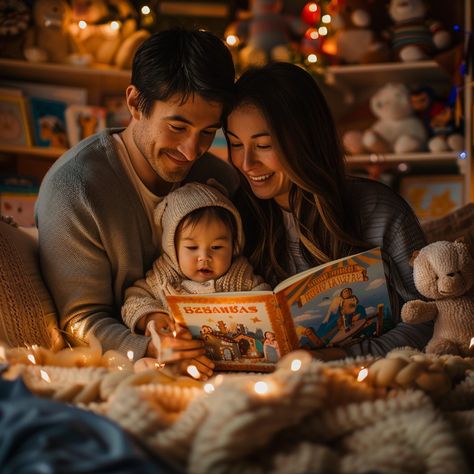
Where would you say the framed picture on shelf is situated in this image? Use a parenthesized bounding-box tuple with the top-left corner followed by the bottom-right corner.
(0, 95, 32, 146)
(65, 104, 106, 146)
(103, 96, 131, 128)
(400, 175, 465, 223)
(29, 97, 68, 148)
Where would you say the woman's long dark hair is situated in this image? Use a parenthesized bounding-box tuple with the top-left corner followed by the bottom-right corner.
(226, 62, 369, 286)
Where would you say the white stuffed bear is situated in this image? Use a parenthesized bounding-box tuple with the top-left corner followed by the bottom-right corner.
(343, 82, 427, 155)
(401, 240, 474, 357)
(388, 0, 450, 62)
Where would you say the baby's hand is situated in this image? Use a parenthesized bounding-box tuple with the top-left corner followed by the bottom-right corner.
(136, 311, 173, 334)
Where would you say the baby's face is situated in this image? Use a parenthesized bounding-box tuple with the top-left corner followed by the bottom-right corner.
(177, 216, 233, 283)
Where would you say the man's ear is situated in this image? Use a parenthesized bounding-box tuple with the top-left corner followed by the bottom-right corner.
(409, 250, 420, 267)
(125, 85, 142, 120)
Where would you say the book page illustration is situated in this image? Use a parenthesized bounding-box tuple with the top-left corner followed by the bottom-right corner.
(276, 248, 393, 349)
(167, 293, 289, 371)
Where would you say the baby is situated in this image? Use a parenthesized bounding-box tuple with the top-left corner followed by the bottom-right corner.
(122, 182, 269, 336)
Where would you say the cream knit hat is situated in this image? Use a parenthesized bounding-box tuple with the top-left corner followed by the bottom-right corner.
(154, 182, 245, 267)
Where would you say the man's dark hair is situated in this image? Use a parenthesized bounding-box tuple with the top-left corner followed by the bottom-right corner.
(131, 28, 235, 117)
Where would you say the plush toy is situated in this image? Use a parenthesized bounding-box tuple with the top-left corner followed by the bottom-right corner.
(401, 240, 474, 357)
(0, 0, 30, 60)
(410, 87, 464, 153)
(69, 0, 150, 69)
(225, 0, 306, 70)
(388, 0, 450, 62)
(343, 82, 427, 155)
(23, 0, 80, 64)
(323, 0, 390, 65)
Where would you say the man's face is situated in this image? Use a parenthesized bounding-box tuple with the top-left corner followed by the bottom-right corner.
(130, 91, 223, 189)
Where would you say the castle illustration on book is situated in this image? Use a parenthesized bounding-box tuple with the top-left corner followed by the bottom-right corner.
(167, 247, 393, 371)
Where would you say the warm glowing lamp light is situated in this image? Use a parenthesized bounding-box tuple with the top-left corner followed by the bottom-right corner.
(357, 367, 369, 382)
(254, 381, 269, 394)
(187, 364, 200, 379)
(141, 5, 151, 15)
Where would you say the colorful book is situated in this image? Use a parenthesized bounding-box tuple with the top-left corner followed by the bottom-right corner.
(167, 247, 393, 372)
(29, 97, 68, 148)
(65, 104, 107, 146)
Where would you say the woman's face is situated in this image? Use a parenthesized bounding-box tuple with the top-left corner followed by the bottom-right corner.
(226, 104, 291, 209)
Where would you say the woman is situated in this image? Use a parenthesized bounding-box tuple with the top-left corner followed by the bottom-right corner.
(225, 62, 432, 360)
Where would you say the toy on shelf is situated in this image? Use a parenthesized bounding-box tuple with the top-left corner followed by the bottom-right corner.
(401, 240, 474, 357)
(410, 87, 464, 153)
(23, 0, 81, 64)
(343, 82, 427, 155)
(225, 0, 306, 70)
(388, 0, 451, 62)
(69, 0, 150, 69)
(0, 0, 30, 60)
(323, 0, 390, 65)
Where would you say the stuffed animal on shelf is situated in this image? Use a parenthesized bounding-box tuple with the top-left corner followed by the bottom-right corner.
(410, 87, 464, 153)
(401, 240, 474, 357)
(388, 0, 451, 62)
(69, 0, 150, 69)
(0, 0, 31, 60)
(323, 0, 390, 65)
(23, 0, 80, 64)
(343, 82, 427, 155)
(225, 0, 306, 70)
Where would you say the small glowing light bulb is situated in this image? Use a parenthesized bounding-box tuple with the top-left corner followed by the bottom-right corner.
(309, 3, 318, 13)
(141, 5, 151, 15)
(127, 350, 134, 361)
(254, 381, 269, 394)
(226, 35, 238, 46)
(172, 330, 177, 338)
(307, 54, 318, 63)
(357, 367, 369, 382)
(78, 20, 87, 29)
(40, 370, 51, 383)
(109, 21, 120, 31)
(27, 354, 36, 365)
(187, 364, 200, 379)
(204, 383, 215, 394)
(318, 26, 328, 36)
(290, 359, 302, 371)
(322, 14, 331, 23)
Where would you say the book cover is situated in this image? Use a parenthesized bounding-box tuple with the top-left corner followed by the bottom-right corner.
(0, 94, 32, 146)
(65, 104, 107, 146)
(29, 97, 68, 148)
(167, 247, 392, 371)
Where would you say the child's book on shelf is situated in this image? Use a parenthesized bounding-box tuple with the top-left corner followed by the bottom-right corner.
(29, 97, 68, 148)
(167, 247, 393, 372)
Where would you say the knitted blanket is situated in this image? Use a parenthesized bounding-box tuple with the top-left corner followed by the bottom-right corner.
(4, 348, 474, 473)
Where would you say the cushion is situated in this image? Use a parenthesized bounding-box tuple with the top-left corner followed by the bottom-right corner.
(0, 221, 64, 350)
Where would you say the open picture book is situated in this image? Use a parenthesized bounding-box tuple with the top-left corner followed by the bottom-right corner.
(167, 247, 393, 371)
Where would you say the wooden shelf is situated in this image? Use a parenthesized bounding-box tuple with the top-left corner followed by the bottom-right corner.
(345, 151, 461, 165)
(0, 58, 130, 103)
(325, 61, 451, 92)
(0, 144, 65, 159)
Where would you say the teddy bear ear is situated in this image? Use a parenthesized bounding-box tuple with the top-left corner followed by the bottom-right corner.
(409, 250, 420, 267)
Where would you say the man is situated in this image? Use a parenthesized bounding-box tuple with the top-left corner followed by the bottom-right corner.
(35, 28, 237, 378)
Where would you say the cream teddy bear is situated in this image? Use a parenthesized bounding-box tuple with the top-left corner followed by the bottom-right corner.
(343, 82, 427, 155)
(401, 240, 474, 357)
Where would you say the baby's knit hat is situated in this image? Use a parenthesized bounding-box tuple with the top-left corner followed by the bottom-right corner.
(154, 182, 245, 267)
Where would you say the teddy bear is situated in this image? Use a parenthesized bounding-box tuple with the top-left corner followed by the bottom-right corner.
(323, 0, 390, 65)
(23, 0, 81, 64)
(401, 240, 474, 357)
(388, 0, 450, 62)
(69, 0, 150, 69)
(225, 0, 306, 70)
(0, 0, 31, 60)
(343, 82, 427, 155)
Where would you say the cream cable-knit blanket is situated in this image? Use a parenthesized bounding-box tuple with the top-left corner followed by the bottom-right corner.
(5, 349, 474, 474)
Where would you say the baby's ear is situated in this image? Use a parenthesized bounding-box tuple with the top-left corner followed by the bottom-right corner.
(409, 250, 420, 267)
(206, 178, 229, 198)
